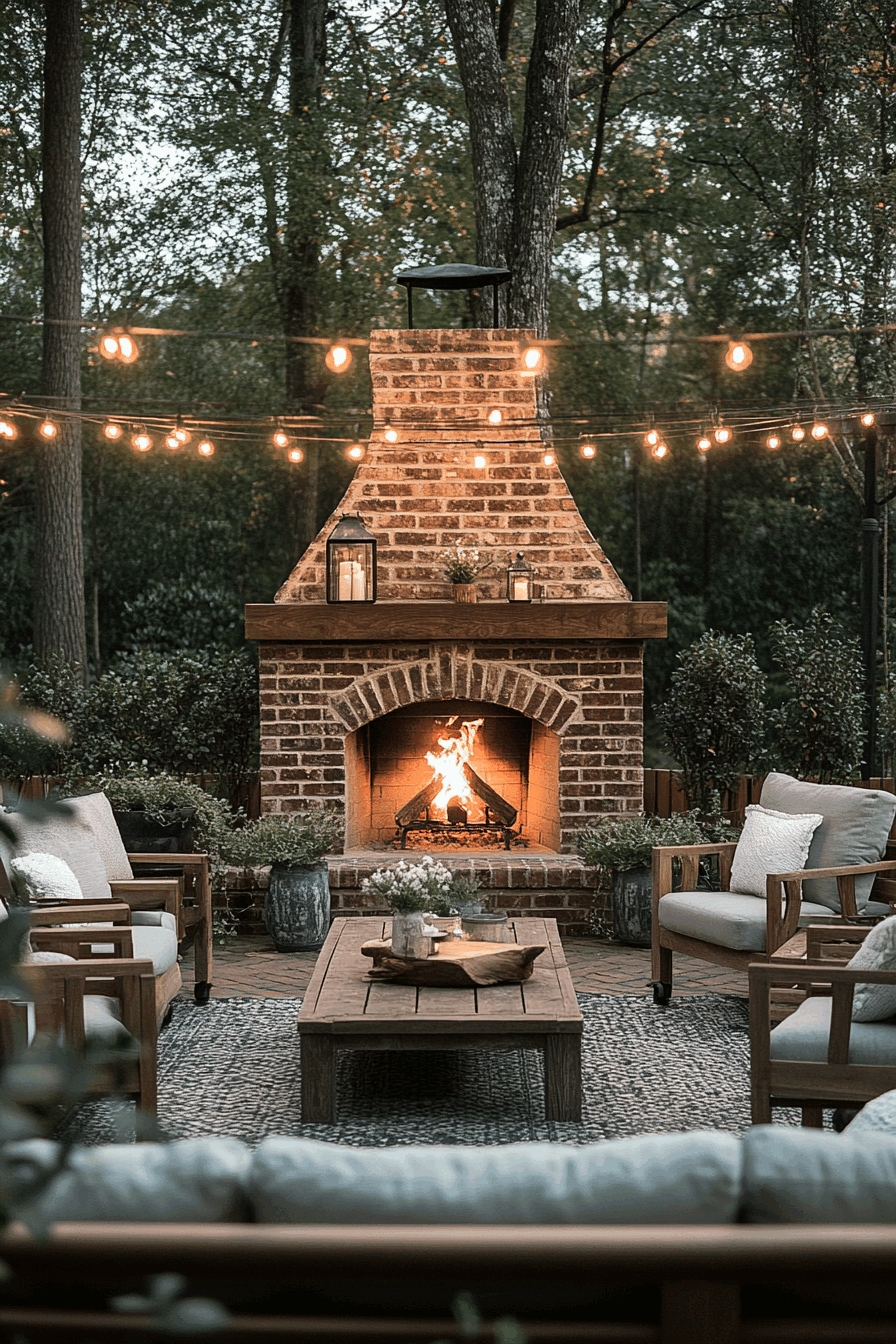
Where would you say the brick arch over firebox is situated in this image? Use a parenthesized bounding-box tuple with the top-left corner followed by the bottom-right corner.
(328, 651, 581, 736)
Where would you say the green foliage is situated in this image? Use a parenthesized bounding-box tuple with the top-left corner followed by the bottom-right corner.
(577, 812, 729, 873)
(224, 809, 343, 868)
(770, 609, 865, 783)
(656, 632, 767, 811)
(361, 855, 453, 914)
(121, 580, 243, 652)
(62, 771, 235, 859)
(0, 650, 258, 784)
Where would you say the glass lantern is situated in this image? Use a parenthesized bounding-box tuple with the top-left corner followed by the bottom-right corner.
(326, 515, 377, 604)
(507, 552, 535, 603)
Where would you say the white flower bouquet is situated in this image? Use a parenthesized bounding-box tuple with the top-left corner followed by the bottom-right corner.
(362, 854, 453, 913)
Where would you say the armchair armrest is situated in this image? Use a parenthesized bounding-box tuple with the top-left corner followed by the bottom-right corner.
(27, 903, 132, 926)
(750, 960, 896, 1073)
(109, 880, 180, 923)
(765, 859, 896, 952)
(652, 842, 738, 902)
(29, 927, 135, 958)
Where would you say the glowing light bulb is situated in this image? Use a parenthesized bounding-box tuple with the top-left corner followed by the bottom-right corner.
(521, 345, 544, 375)
(117, 333, 138, 363)
(542, 452, 555, 466)
(131, 430, 152, 452)
(173, 426, 189, 444)
(165, 433, 181, 450)
(697, 435, 712, 452)
(288, 447, 304, 463)
(272, 429, 290, 448)
(38, 418, 58, 439)
(861, 412, 876, 428)
(810, 421, 828, 440)
(383, 423, 398, 443)
(347, 442, 365, 461)
(724, 340, 753, 371)
(99, 334, 120, 360)
(487, 408, 503, 425)
(325, 344, 352, 374)
(714, 426, 732, 444)
(580, 442, 596, 459)
(0, 419, 17, 440)
(652, 442, 669, 460)
(645, 429, 660, 447)
(103, 421, 123, 440)
(197, 438, 215, 457)
(473, 454, 487, 469)
(791, 424, 806, 442)
(766, 433, 781, 450)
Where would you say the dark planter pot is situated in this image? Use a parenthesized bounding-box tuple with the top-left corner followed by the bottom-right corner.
(113, 806, 196, 854)
(265, 861, 330, 952)
(612, 866, 653, 947)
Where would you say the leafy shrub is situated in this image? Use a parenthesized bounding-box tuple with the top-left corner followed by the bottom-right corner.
(577, 812, 734, 872)
(769, 609, 864, 783)
(224, 809, 343, 868)
(61, 770, 235, 859)
(0, 650, 258, 784)
(656, 631, 766, 812)
(122, 579, 242, 652)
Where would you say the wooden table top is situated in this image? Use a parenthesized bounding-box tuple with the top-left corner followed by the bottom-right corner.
(298, 917, 582, 1036)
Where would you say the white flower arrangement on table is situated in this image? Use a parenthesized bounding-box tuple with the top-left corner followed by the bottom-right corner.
(440, 545, 492, 585)
(362, 854, 453, 913)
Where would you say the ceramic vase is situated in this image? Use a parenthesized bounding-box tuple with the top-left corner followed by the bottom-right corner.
(611, 866, 653, 947)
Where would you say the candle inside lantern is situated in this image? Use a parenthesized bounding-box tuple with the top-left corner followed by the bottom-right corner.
(338, 559, 366, 602)
(512, 576, 529, 601)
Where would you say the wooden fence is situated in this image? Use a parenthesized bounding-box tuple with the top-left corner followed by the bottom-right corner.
(0, 773, 262, 820)
(644, 769, 896, 826)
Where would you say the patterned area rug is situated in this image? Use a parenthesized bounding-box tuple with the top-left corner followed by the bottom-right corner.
(62, 993, 768, 1146)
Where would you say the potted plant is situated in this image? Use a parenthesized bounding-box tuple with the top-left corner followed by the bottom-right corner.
(62, 770, 233, 858)
(225, 809, 344, 951)
(362, 855, 453, 956)
(577, 813, 711, 946)
(440, 545, 491, 604)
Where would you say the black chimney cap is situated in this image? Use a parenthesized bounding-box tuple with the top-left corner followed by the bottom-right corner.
(393, 263, 512, 329)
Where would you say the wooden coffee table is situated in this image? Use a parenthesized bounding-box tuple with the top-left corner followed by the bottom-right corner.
(297, 916, 583, 1123)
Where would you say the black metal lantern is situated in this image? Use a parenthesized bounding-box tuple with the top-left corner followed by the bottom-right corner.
(507, 552, 535, 603)
(326, 515, 377, 604)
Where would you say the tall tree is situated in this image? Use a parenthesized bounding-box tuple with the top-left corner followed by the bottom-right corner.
(35, 0, 86, 669)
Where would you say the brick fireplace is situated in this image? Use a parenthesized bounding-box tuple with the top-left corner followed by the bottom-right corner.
(245, 326, 666, 933)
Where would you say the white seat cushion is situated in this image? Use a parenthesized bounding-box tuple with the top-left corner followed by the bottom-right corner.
(64, 794, 133, 882)
(658, 891, 833, 952)
(129, 925, 178, 976)
(770, 994, 896, 1065)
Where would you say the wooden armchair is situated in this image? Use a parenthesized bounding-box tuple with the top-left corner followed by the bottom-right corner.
(750, 924, 896, 1126)
(650, 840, 896, 1004)
(127, 852, 212, 1005)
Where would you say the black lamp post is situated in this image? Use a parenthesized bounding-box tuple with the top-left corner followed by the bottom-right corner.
(507, 552, 536, 602)
(326, 515, 377, 604)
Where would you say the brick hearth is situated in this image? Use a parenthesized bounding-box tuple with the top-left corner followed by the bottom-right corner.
(245, 326, 666, 935)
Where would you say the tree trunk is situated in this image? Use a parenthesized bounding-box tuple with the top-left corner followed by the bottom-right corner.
(35, 0, 86, 672)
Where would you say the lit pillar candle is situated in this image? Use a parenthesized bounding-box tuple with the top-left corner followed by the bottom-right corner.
(338, 560, 354, 601)
(512, 576, 529, 601)
(351, 560, 366, 601)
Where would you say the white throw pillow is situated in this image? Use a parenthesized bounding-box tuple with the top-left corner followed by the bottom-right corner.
(844, 1089, 896, 1135)
(848, 916, 896, 1022)
(729, 804, 823, 899)
(10, 853, 83, 903)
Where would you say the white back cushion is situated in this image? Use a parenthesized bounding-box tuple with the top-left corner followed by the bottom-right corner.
(7, 807, 112, 904)
(729, 804, 823, 898)
(65, 794, 133, 882)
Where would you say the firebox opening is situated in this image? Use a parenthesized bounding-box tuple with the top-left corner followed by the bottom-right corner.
(344, 699, 561, 852)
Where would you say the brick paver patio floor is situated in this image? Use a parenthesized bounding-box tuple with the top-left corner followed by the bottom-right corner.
(179, 934, 747, 1002)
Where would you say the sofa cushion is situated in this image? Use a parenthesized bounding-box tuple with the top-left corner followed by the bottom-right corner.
(0, 1137, 251, 1223)
(4, 807, 112, 904)
(845, 1089, 896, 1136)
(248, 1132, 743, 1225)
(848, 916, 896, 1022)
(64, 793, 133, 882)
(760, 773, 896, 914)
(658, 891, 832, 952)
(85, 924, 177, 977)
(729, 804, 822, 898)
(9, 853, 82, 903)
(742, 1126, 896, 1222)
(770, 994, 896, 1064)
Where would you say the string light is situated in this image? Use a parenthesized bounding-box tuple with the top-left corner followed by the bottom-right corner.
(347, 442, 365, 461)
(645, 429, 660, 448)
(383, 423, 398, 442)
(580, 442, 596, 459)
(791, 424, 806, 442)
(766, 433, 781, 450)
(652, 442, 669, 460)
(131, 429, 152, 452)
(197, 438, 215, 457)
(288, 446, 304, 464)
(325, 344, 352, 374)
(724, 340, 753, 371)
(487, 408, 503, 425)
(713, 425, 732, 444)
(272, 428, 290, 448)
(102, 421, 123, 440)
(164, 433, 181, 450)
(0, 418, 17, 440)
(520, 345, 544, 375)
(99, 333, 120, 360)
(810, 420, 828, 440)
(542, 451, 556, 466)
(117, 333, 138, 364)
(173, 424, 190, 445)
(474, 453, 487, 469)
(38, 418, 58, 439)
(697, 434, 712, 452)
(861, 412, 876, 428)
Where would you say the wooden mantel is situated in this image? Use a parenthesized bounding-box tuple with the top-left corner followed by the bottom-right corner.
(245, 601, 666, 643)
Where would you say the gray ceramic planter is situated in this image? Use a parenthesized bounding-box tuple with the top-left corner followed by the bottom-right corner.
(265, 861, 330, 951)
(612, 865, 653, 947)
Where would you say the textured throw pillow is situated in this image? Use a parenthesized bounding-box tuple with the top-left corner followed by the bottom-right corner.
(9, 853, 83, 904)
(729, 804, 823, 899)
(844, 1090, 896, 1136)
(848, 916, 896, 1022)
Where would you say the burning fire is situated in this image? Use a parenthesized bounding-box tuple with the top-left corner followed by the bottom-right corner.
(425, 717, 483, 820)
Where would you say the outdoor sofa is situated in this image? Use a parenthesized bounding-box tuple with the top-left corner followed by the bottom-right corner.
(6, 1116, 896, 1340)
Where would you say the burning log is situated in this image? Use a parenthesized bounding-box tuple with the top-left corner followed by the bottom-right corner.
(464, 763, 518, 826)
(395, 777, 441, 828)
